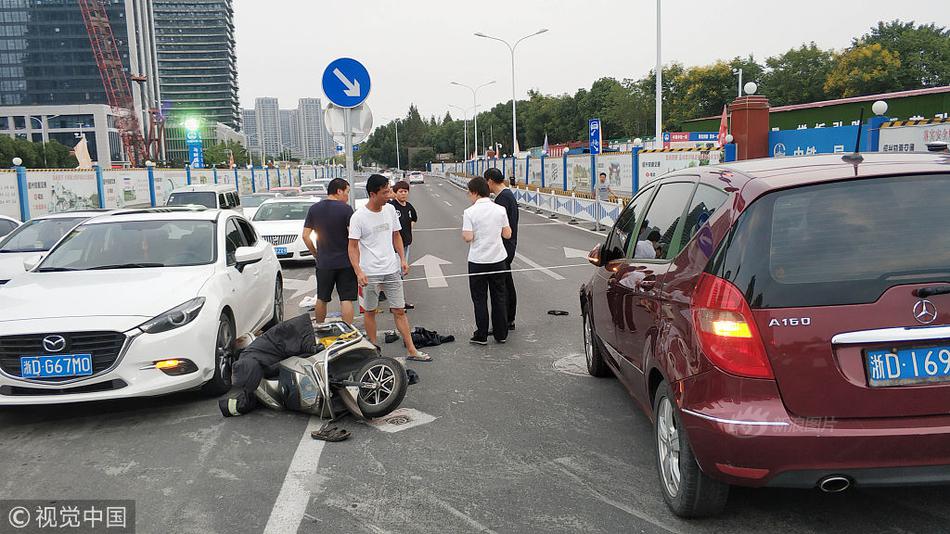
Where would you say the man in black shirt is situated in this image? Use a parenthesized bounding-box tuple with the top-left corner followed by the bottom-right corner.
(485, 168, 518, 330)
(302, 178, 357, 324)
(389, 180, 418, 309)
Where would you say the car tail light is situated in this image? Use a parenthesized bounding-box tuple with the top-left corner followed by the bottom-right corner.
(691, 273, 773, 379)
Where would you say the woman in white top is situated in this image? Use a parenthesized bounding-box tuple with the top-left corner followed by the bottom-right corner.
(461, 177, 512, 345)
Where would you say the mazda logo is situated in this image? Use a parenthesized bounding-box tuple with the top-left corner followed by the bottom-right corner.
(914, 299, 938, 325)
(42, 335, 67, 353)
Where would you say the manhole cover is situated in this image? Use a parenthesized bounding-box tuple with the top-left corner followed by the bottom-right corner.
(553, 354, 590, 377)
(385, 415, 411, 426)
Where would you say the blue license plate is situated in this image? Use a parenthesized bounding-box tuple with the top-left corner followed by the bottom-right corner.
(275, 246, 288, 256)
(20, 354, 93, 378)
(865, 345, 950, 387)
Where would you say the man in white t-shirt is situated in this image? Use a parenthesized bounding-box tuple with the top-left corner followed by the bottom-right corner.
(462, 176, 512, 345)
(348, 174, 430, 361)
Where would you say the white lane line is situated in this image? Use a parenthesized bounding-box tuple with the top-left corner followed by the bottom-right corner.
(443, 200, 453, 207)
(414, 222, 560, 232)
(263, 417, 326, 534)
(433, 193, 441, 197)
(401, 263, 589, 283)
(514, 252, 565, 281)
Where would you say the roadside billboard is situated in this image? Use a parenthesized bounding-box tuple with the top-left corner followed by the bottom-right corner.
(879, 120, 950, 152)
(769, 125, 870, 157)
(663, 131, 719, 149)
(638, 149, 722, 187)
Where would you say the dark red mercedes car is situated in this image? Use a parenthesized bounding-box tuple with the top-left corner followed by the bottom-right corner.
(580, 152, 950, 517)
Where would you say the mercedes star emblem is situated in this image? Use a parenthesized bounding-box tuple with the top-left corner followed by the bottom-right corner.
(42, 335, 67, 353)
(913, 299, 938, 325)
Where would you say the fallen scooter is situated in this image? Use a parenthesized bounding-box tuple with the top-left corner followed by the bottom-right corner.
(253, 320, 409, 420)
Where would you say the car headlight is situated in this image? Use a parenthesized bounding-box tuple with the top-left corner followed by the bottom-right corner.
(139, 297, 206, 334)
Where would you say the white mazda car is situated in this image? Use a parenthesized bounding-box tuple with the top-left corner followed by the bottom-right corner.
(251, 197, 319, 261)
(0, 207, 282, 405)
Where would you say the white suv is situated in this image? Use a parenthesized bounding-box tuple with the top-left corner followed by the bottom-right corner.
(166, 184, 241, 212)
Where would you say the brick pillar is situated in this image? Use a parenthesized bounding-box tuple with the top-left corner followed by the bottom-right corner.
(730, 95, 770, 160)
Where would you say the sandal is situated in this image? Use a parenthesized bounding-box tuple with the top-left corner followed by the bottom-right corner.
(311, 425, 351, 442)
(407, 352, 432, 362)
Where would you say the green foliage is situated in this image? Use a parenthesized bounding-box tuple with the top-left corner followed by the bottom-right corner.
(824, 43, 903, 97)
(858, 20, 950, 88)
(203, 140, 249, 167)
(762, 43, 836, 106)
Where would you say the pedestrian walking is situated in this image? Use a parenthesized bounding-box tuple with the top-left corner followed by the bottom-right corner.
(302, 178, 357, 324)
(594, 172, 613, 231)
(462, 176, 512, 345)
(485, 168, 517, 331)
(389, 181, 418, 310)
(348, 174, 431, 361)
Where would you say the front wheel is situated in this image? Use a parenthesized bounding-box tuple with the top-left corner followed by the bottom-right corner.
(203, 314, 235, 396)
(264, 276, 283, 331)
(583, 311, 611, 377)
(653, 381, 729, 518)
(355, 357, 408, 419)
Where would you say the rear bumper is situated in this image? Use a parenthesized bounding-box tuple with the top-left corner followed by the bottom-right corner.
(677, 368, 950, 488)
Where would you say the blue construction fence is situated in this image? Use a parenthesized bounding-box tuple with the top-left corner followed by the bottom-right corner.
(0, 164, 345, 222)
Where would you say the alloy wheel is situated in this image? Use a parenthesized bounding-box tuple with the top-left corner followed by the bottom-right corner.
(216, 319, 233, 384)
(274, 280, 284, 323)
(358, 364, 396, 406)
(583, 315, 593, 369)
(657, 396, 682, 497)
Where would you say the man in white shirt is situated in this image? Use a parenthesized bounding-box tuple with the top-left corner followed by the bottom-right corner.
(348, 174, 430, 361)
(462, 176, 513, 345)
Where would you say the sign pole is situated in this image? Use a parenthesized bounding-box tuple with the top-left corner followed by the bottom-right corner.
(344, 106, 356, 209)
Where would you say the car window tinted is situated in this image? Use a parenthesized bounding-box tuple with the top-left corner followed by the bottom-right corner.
(636, 182, 696, 261)
(0, 217, 85, 252)
(678, 184, 729, 250)
(230, 192, 240, 206)
(236, 218, 257, 246)
(0, 219, 18, 237)
(167, 192, 216, 208)
(218, 194, 228, 208)
(225, 218, 246, 265)
(39, 220, 216, 270)
(253, 202, 314, 221)
(711, 174, 950, 308)
(603, 187, 652, 263)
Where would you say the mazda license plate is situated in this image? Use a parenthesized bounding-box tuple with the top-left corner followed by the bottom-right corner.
(20, 354, 93, 378)
(865, 345, 950, 387)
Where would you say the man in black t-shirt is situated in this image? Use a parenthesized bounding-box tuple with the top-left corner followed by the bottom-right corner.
(302, 178, 357, 324)
(389, 180, 418, 309)
(485, 168, 518, 330)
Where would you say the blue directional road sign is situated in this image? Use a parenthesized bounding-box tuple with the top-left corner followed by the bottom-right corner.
(588, 118, 602, 155)
(322, 58, 371, 108)
(185, 129, 204, 168)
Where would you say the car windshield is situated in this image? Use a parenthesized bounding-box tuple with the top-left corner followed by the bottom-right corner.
(38, 220, 216, 271)
(166, 192, 216, 208)
(353, 186, 368, 200)
(240, 194, 275, 207)
(253, 202, 314, 221)
(301, 184, 326, 194)
(0, 217, 86, 253)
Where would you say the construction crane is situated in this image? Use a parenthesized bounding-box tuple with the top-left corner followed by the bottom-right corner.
(78, 0, 147, 166)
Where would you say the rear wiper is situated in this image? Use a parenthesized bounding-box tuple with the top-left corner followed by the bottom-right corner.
(86, 263, 166, 270)
(915, 285, 950, 298)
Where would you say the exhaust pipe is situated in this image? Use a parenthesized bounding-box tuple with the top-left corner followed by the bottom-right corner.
(818, 475, 852, 493)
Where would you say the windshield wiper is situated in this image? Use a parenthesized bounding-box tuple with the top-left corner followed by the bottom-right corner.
(36, 267, 77, 272)
(86, 262, 166, 270)
(0, 249, 41, 253)
(915, 285, 950, 298)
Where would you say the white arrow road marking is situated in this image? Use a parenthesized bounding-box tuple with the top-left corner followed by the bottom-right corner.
(283, 274, 315, 301)
(411, 254, 452, 288)
(563, 246, 590, 259)
(515, 252, 565, 281)
(332, 68, 361, 97)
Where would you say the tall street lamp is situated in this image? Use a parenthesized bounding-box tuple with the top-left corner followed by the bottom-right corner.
(448, 104, 473, 162)
(655, 0, 662, 144)
(474, 28, 548, 155)
(381, 117, 402, 170)
(450, 80, 495, 159)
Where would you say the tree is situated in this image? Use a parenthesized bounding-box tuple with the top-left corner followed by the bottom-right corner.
(762, 43, 836, 106)
(40, 140, 78, 168)
(409, 147, 435, 170)
(859, 20, 950, 88)
(203, 140, 248, 167)
(824, 43, 903, 98)
(12, 138, 38, 168)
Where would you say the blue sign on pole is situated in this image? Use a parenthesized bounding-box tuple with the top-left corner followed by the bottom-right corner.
(185, 129, 204, 168)
(588, 119, 602, 155)
(322, 57, 371, 109)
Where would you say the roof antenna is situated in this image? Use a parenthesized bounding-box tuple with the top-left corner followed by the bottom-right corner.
(841, 108, 865, 168)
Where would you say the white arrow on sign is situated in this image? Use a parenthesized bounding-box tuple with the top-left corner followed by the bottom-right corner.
(333, 68, 361, 97)
(411, 255, 452, 288)
(564, 246, 591, 259)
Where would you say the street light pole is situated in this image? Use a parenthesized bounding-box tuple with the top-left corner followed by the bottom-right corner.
(655, 0, 662, 144)
(475, 29, 548, 155)
(394, 119, 400, 170)
(449, 104, 472, 163)
(451, 80, 495, 159)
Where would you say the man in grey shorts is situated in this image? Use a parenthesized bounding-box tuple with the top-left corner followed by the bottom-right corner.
(348, 174, 431, 362)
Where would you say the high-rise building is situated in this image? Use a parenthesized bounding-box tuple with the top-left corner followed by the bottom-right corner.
(297, 97, 333, 162)
(279, 109, 299, 158)
(152, 0, 240, 129)
(241, 108, 258, 150)
(0, 0, 160, 166)
(254, 97, 280, 160)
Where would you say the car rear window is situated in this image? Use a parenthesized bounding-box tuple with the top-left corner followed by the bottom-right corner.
(709, 174, 950, 308)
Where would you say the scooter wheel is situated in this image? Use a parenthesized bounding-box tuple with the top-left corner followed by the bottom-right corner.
(355, 357, 408, 419)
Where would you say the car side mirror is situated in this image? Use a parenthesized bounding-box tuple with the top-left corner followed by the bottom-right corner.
(23, 254, 43, 272)
(588, 244, 603, 267)
(234, 245, 263, 271)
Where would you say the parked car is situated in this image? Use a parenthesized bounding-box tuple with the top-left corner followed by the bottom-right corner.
(0, 207, 282, 405)
(408, 171, 425, 185)
(0, 215, 20, 238)
(300, 183, 328, 197)
(240, 192, 281, 220)
(251, 197, 320, 261)
(166, 184, 241, 212)
(580, 153, 950, 518)
(352, 182, 369, 210)
(0, 210, 112, 286)
(269, 186, 301, 196)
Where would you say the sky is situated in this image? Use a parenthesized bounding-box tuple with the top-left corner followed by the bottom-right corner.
(234, 0, 946, 124)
